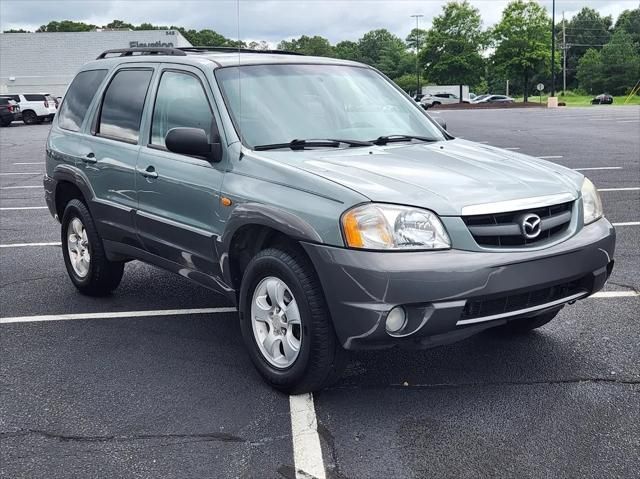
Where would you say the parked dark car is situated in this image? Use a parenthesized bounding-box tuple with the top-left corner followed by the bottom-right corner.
(591, 94, 613, 105)
(0, 97, 21, 127)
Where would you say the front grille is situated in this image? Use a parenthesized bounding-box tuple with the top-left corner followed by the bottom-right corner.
(460, 279, 586, 322)
(463, 201, 573, 248)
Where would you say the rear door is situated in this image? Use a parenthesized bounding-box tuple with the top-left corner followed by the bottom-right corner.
(82, 65, 155, 246)
(135, 64, 226, 279)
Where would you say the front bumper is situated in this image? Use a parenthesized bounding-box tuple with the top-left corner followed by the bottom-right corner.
(302, 218, 616, 350)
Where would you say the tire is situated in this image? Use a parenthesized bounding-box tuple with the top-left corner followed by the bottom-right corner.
(239, 247, 347, 393)
(432, 101, 441, 107)
(493, 309, 560, 335)
(0, 119, 11, 127)
(61, 199, 124, 296)
(22, 110, 37, 125)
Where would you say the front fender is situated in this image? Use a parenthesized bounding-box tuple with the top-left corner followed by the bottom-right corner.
(218, 202, 324, 287)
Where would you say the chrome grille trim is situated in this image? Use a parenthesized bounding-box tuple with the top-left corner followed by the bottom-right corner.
(461, 192, 577, 216)
(456, 291, 588, 326)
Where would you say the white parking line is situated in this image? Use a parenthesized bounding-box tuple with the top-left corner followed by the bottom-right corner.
(504, 147, 520, 150)
(0, 185, 42, 190)
(0, 206, 47, 211)
(617, 120, 640, 123)
(574, 167, 622, 171)
(0, 172, 43, 176)
(0, 242, 60, 248)
(0, 307, 237, 324)
(12, 162, 44, 165)
(537, 155, 564, 159)
(612, 221, 640, 227)
(289, 394, 326, 479)
(598, 187, 640, 192)
(591, 291, 639, 298)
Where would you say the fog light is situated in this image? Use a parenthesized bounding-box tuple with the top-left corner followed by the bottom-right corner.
(385, 306, 407, 334)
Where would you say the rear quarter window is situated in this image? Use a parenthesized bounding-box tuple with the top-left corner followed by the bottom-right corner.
(58, 69, 108, 132)
(24, 94, 45, 101)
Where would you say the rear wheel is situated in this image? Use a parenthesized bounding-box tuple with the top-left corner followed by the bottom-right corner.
(61, 199, 124, 296)
(0, 119, 11, 127)
(22, 110, 37, 125)
(239, 247, 347, 393)
(493, 309, 560, 335)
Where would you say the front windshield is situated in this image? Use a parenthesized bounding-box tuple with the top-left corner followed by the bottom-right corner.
(215, 64, 446, 148)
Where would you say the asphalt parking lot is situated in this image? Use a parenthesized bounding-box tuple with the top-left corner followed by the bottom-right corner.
(1, 106, 639, 479)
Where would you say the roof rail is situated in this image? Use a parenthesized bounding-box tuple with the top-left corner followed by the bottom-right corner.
(177, 46, 304, 56)
(96, 47, 188, 60)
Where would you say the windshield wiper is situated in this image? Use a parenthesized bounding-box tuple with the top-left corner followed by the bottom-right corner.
(254, 138, 373, 151)
(371, 134, 438, 146)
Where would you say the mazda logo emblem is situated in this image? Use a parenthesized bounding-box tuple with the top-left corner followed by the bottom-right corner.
(520, 213, 542, 239)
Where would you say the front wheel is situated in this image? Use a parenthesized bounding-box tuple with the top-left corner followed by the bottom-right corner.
(22, 110, 37, 125)
(61, 199, 124, 296)
(239, 247, 347, 393)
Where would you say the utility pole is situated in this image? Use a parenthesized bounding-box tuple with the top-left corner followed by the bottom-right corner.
(551, 0, 556, 96)
(562, 11, 567, 94)
(410, 14, 424, 98)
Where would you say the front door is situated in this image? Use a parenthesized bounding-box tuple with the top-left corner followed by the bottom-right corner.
(135, 66, 226, 281)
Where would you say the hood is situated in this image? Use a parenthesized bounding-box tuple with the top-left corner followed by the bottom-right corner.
(256, 139, 583, 216)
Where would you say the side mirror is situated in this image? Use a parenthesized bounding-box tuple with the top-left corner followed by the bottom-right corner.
(433, 117, 447, 131)
(165, 127, 222, 163)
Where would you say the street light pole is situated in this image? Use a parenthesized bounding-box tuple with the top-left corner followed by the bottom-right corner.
(551, 0, 556, 96)
(410, 14, 424, 98)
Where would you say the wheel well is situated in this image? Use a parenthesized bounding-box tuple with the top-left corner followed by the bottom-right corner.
(228, 225, 305, 292)
(55, 181, 85, 220)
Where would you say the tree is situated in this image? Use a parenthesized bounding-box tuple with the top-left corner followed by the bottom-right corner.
(36, 20, 96, 32)
(492, 1, 552, 101)
(563, 7, 612, 88)
(599, 30, 640, 95)
(248, 40, 270, 51)
(104, 19, 135, 30)
(576, 48, 603, 93)
(615, 8, 640, 52)
(334, 40, 360, 61)
(392, 73, 420, 94)
(356, 29, 414, 78)
(3, 29, 30, 33)
(405, 28, 428, 51)
(278, 35, 334, 57)
(418, 1, 486, 87)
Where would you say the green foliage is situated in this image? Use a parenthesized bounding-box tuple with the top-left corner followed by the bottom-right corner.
(615, 8, 640, 51)
(576, 48, 603, 93)
(392, 73, 420, 94)
(405, 28, 428, 50)
(3, 29, 30, 33)
(599, 30, 640, 95)
(334, 41, 360, 61)
(492, 0, 552, 100)
(277, 35, 334, 57)
(419, 1, 486, 86)
(562, 7, 612, 89)
(36, 20, 96, 32)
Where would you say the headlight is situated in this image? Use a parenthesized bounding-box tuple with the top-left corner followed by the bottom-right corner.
(581, 177, 603, 225)
(341, 204, 450, 250)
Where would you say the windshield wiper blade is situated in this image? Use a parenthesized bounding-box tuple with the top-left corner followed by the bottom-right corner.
(254, 138, 373, 151)
(371, 134, 437, 146)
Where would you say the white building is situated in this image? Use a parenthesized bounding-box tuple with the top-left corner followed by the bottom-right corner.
(0, 30, 192, 96)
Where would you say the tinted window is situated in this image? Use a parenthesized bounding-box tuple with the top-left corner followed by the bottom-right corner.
(0, 98, 10, 105)
(1, 95, 20, 102)
(98, 69, 152, 142)
(151, 71, 213, 147)
(58, 70, 107, 132)
(24, 94, 45, 101)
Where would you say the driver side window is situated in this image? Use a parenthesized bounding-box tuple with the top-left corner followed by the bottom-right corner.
(151, 71, 214, 147)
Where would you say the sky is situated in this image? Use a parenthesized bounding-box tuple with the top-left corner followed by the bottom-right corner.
(1, 1, 638, 45)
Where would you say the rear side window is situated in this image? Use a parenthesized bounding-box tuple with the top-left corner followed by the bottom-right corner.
(2, 95, 20, 102)
(24, 94, 45, 101)
(97, 69, 153, 143)
(0, 98, 9, 105)
(59, 70, 108, 132)
(150, 71, 214, 147)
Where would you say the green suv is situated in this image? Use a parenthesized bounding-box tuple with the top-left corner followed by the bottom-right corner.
(44, 47, 616, 393)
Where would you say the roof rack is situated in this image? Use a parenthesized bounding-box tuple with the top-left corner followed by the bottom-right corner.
(96, 47, 187, 60)
(177, 46, 304, 56)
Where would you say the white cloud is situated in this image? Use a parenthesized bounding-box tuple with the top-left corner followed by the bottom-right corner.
(1, 0, 637, 43)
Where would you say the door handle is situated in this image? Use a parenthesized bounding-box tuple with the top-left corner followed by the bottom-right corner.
(139, 166, 158, 179)
(82, 152, 97, 164)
